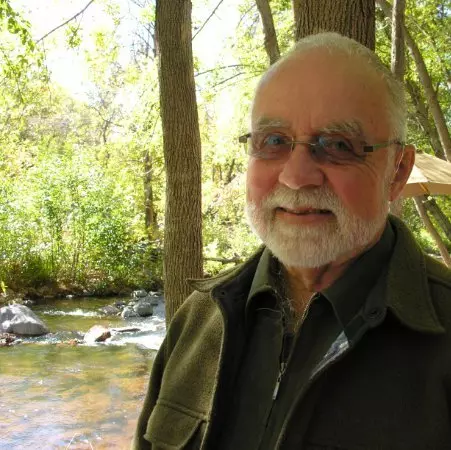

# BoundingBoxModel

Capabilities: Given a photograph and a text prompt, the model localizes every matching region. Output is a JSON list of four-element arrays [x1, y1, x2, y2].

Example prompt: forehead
[[252, 49, 390, 139]]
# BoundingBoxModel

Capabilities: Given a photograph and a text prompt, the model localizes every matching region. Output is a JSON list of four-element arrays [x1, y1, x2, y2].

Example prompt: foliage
[[0, 0, 450, 296]]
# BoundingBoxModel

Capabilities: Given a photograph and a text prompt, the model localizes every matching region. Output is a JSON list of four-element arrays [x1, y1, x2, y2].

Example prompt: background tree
[[294, 0, 376, 48], [1, 0, 450, 300], [156, 0, 203, 323]]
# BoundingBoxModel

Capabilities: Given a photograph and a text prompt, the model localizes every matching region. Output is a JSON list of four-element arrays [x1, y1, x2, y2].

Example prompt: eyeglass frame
[[238, 132, 404, 156]]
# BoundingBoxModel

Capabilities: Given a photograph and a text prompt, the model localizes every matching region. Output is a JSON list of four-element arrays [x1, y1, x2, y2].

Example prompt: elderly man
[[133, 32, 451, 449]]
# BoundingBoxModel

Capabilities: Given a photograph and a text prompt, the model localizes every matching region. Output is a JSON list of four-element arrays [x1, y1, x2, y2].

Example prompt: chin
[[249, 205, 388, 269]]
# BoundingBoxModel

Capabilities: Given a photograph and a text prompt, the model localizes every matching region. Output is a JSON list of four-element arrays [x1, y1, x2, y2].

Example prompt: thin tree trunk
[[424, 197, 451, 242], [156, 0, 203, 324], [144, 149, 157, 240], [294, 0, 375, 49], [405, 79, 446, 160], [255, 0, 280, 65], [377, 0, 451, 161], [414, 197, 451, 267], [388, 0, 405, 217], [390, 0, 405, 78]]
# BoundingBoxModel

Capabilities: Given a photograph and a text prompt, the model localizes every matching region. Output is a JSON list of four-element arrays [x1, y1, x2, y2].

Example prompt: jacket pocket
[[144, 399, 206, 449]]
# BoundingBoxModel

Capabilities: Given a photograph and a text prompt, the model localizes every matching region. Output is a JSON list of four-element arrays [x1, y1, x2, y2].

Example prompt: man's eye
[[262, 134, 291, 147], [318, 135, 354, 153]]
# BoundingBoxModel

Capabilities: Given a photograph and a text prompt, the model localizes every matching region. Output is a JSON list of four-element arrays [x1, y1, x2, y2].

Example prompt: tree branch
[[204, 256, 242, 264], [195, 64, 251, 77], [192, 0, 225, 41], [37, 0, 95, 43], [377, 0, 451, 161]]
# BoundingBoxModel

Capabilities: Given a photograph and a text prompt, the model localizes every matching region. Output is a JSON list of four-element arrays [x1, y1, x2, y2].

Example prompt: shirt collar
[[322, 221, 395, 330]]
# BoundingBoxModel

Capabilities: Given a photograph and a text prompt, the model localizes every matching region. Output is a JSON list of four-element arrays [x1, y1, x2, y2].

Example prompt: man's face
[[246, 50, 399, 268]]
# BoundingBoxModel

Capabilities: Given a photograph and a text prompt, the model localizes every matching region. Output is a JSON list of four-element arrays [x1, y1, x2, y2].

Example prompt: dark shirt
[[220, 222, 395, 449]]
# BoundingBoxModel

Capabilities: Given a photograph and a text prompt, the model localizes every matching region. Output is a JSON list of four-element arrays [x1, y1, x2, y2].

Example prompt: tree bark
[[405, 79, 446, 160], [156, 0, 203, 324], [377, 0, 451, 161], [294, 0, 375, 49], [413, 197, 451, 267], [255, 0, 281, 65], [292, 0, 301, 34]]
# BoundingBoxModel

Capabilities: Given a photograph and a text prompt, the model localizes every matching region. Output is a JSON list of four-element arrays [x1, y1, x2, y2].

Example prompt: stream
[[0, 296, 166, 449]]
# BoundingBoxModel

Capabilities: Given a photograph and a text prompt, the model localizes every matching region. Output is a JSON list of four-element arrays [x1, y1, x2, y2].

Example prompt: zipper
[[274, 330, 352, 449], [272, 293, 318, 401]]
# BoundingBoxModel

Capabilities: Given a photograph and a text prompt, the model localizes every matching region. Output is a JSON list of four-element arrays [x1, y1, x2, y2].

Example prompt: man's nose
[[278, 143, 325, 190]]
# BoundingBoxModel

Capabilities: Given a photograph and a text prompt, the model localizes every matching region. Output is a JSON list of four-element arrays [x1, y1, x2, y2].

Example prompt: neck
[[281, 227, 385, 317]]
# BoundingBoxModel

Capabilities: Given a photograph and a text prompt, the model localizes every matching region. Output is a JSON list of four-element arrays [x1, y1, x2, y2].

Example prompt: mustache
[[260, 185, 343, 213]]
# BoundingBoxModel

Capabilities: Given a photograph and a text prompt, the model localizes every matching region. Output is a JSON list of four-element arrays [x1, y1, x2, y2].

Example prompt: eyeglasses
[[238, 132, 403, 165]]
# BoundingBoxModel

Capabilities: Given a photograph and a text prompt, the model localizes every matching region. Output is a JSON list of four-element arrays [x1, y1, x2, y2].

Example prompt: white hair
[[259, 32, 407, 142]]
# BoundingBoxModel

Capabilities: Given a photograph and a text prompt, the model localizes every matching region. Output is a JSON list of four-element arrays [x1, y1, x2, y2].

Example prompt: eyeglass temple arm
[[238, 133, 252, 144], [363, 140, 404, 153]]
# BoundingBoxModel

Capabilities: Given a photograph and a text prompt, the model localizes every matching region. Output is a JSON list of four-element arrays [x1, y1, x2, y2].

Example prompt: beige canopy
[[402, 152, 451, 197]]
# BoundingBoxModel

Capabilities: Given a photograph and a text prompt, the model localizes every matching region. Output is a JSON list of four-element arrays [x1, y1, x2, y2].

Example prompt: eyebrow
[[252, 116, 292, 133], [318, 120, 365, 138], [251, 117, 367, 139]]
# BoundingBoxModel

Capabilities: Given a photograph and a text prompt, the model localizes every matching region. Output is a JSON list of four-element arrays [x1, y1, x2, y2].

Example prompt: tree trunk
[[390, 0, 405, 78], [255, 0, 280, 65], [424, 197, 451, 243], [144, 148, 157, 240], [405, 79, 446, 160], [387, 0, 405, 217], [413, 197, 451, 267], [292, 0, 301, 34], [377, 0, 451, 161], [156, 0, 203, 324], [294, 0, 375, 49]]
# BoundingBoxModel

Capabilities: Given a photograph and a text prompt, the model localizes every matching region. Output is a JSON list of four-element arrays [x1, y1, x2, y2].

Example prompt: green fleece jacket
[[132, 216, 451, 449]]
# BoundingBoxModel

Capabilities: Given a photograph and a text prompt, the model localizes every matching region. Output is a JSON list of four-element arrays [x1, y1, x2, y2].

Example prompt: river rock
[[121, 306, 138, 318], [133, 299, 153, 317], [100, 305, 121, 315], [0, 304, 49, 336], [144, 294, 160, 307], [84, 325, 111, 344], [132, 289, 148, 298]]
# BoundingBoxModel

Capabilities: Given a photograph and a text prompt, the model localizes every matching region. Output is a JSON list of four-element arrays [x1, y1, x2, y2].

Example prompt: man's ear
[[389, 144, 415, 201]]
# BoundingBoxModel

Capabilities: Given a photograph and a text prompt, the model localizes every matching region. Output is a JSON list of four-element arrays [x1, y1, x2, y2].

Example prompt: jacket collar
[[385, 215, 445, 334]]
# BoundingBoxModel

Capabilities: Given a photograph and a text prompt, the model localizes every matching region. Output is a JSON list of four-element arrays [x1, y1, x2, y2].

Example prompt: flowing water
[[0, 296, 166, 449]]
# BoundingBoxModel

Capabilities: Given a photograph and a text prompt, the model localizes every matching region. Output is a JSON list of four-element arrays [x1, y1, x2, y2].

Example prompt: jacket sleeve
[[131, 337, 168, 450]]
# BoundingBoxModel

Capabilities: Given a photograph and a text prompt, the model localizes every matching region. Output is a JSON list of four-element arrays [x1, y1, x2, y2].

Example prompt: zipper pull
[[273, 362, 286, 400], [273, 375, 281, 400]]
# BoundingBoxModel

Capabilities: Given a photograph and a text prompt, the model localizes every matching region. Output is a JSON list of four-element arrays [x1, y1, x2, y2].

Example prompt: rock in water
[[121, 306, 139, 318], [0, 304, 49, 336], [84, 325, 111, 344], [132, 289, 148, 298], [133, 299, 153, 317], [100, 305, 121, 315], [145, 294, 160, 307]]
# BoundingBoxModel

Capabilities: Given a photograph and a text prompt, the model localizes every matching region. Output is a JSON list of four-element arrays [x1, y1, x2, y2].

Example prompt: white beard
[[246, 180, 392, 269]]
